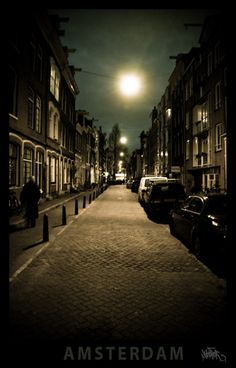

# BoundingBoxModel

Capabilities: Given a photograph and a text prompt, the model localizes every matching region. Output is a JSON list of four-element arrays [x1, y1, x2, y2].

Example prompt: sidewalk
[[9, 190, 93, 227]]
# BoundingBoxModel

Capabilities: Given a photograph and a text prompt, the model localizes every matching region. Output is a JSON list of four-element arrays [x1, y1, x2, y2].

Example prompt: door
[[179, 197, 204, 243]]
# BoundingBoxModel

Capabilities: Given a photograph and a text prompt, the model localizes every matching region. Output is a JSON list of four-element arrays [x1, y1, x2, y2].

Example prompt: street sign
[[171, 166, 180, 173]]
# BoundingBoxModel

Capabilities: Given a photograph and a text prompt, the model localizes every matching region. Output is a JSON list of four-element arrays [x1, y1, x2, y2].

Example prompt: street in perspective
[[8, 9, 232, 365], [9, 185, 228, 363]]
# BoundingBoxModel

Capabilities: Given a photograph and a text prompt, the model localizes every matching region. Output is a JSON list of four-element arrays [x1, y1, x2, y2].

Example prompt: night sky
[[50, 9, 220, 152]]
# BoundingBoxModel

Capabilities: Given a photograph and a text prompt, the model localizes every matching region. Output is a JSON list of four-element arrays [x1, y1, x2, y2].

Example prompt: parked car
[[131, 178, 141, 193], [138, 176, 168, 205], [143, 181, 186, 216], [126, 179, 133, 189], [169, 193, 228, 258]]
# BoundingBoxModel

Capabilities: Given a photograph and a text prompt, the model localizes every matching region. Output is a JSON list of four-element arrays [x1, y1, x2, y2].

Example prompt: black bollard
[[75, 198, 79, 215], [62, 205, 67, 225], [83, 196, 86, 208], [89, 194, 92, 204], [93, 191, 95, 201], [43, 214, 49, 242]]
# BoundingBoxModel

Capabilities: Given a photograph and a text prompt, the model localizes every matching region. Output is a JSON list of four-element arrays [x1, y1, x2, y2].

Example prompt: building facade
[[9, 10, 79, 201], [137, 14, 227, 195]]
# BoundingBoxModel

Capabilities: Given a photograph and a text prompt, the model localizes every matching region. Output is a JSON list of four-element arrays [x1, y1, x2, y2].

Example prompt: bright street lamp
[[119, 74, 141, 97], [120, 136, 127, 144]]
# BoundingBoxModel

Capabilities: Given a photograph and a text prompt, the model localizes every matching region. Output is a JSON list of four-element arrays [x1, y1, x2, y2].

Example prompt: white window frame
[[186, 140, 190, 160], [193, 137, 199, 167], [35, 151, 43, 188], [53, 113, 59, 140], [23, 147, 33, 184], [64, 160, 67, 183], [201, 101, 208, 130], [50, 57, 60, 101], [28, 86, 35, 129], [50, 157, 56, 183], [49, 105, 59, 141], [215, 123, 223, 151], [35, 95, 42, 133]]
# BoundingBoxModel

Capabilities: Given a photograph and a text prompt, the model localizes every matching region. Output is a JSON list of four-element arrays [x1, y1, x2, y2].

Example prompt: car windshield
[[205, 196, 227, 215], [151, 183, 185, 199]]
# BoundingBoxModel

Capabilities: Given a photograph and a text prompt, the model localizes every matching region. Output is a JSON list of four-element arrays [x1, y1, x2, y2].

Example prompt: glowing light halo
[[120, 137, 127, 144], [119, 74, 141, 97]]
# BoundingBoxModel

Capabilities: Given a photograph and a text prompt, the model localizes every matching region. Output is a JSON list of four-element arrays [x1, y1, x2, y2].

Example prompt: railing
[[193, 120, 209, 135]]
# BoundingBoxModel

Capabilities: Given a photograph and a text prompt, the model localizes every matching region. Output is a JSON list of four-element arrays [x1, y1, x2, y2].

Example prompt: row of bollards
[[42, 188, 103, 243]]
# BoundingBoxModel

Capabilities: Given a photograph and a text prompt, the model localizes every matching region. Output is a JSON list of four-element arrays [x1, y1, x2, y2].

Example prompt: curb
[[9, 192, 85, 226]]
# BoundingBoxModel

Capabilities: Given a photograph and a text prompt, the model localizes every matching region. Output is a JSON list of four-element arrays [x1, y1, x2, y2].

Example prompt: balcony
[[193, 120, 209, 138], [195, 152, 208, 166]]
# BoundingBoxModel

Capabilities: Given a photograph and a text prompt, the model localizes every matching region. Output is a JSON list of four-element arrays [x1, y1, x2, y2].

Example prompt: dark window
[[36, 45, 43, 81], [9, 143, 19, 186], [23, 147, 33, 184], [9, 66, 18, 116], [188, 197, 203, 213], [28, 86, 35, 128], [151, 183, 185, 200], [205, 196, 227, 215], [29, 41, 36, 72]]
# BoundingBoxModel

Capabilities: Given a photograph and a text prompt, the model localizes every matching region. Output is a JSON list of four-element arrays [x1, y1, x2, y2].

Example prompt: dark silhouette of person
[[20, 176, 41, 227]]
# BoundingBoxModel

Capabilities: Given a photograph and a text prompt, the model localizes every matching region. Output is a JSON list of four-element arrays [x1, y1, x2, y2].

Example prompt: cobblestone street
[[9, 185, 228, 363]]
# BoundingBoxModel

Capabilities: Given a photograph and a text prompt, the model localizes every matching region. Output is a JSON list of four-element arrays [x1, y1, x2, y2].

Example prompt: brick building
[[8, 10, 79, 201]]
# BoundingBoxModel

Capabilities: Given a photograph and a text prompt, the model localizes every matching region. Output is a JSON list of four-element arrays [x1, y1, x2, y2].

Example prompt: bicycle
[[9, 191, 21, 214]]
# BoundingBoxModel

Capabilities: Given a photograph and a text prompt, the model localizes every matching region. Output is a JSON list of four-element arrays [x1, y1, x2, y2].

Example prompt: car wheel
[[192, 235, 201, 259]]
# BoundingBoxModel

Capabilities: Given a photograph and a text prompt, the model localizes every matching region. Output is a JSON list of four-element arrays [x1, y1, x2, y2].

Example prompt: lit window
[[50, 57, 60, 101], [166, 108, 171, 118]]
